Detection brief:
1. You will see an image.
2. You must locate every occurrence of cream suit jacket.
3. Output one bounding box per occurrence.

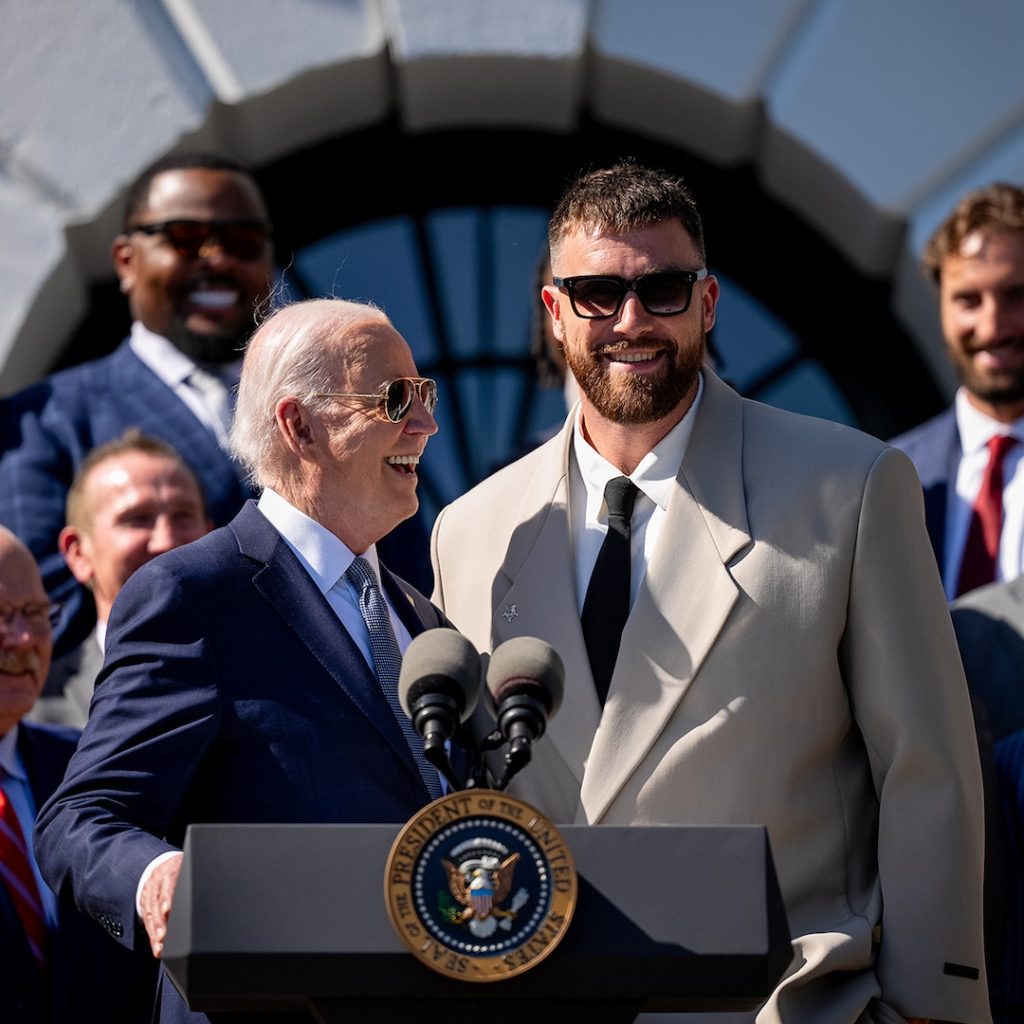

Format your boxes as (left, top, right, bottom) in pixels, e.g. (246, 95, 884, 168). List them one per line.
(431, 371, 990, 1024)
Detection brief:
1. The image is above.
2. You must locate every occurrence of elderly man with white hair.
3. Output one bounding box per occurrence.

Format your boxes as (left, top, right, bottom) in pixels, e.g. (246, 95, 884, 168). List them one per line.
(35, 299, 449, 1024)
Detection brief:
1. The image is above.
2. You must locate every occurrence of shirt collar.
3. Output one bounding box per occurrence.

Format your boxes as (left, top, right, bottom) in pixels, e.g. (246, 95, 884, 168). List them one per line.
(257, 487, 380, 592)
(955, 387, 1024, 455)
(573, 371, 704, 520)
(130, 321, 199, 387)
(0, 724, 25, 781)
(129, 321, 243, 387)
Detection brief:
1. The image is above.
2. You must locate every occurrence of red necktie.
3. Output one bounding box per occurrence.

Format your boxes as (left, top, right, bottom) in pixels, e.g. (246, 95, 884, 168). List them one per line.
(956, 434, 1018, 597)
(0, 778, 47, 968)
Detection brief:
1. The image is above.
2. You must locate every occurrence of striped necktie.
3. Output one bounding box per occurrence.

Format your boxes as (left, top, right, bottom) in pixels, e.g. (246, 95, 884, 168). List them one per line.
(0, 775, 47, 968)
(345, 557, 442, 800)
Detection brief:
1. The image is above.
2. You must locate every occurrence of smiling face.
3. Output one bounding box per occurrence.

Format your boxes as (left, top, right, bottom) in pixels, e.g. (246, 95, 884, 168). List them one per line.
(544, 219, 718, 435)
(60, 451, 210, 623)
(0, 531, 52, 734)
(939, 229, 1024, 423)
(113, 168, 273, 365)
(286, 321, 438, 553)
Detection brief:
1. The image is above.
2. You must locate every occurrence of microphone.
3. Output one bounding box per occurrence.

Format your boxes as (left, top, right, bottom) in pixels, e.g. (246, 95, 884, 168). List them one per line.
(485, 636, 564, 789)
(399, 629, 482, 791)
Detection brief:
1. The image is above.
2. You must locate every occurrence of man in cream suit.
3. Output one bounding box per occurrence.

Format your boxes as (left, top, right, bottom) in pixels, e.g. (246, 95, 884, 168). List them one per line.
(431, 163, 989, 1024)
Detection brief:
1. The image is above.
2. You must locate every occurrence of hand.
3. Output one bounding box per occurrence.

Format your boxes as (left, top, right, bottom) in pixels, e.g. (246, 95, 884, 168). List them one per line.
(139, 852, 184, 958)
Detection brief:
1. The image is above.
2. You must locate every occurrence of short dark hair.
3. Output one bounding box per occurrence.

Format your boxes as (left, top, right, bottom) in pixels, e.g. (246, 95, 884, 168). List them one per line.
(66, 429, 205, 528)
(122, 152, 261, 231)
(923, 182, 1024, 283)
(548, 160, 706, 265)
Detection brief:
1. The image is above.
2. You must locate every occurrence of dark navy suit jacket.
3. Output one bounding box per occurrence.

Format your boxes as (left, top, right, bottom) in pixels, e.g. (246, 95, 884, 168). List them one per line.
(35, 501, 451, 1023)
(4, 722, 157, 1023)
(0, 341, 252, 654)
(890, 406, 959, 583)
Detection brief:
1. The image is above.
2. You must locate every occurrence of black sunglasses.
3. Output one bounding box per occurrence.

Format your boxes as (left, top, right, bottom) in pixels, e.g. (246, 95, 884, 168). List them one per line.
(553, 269, 708, 319)
(315, 378, 439, 423)
(130, 218, 272, 261)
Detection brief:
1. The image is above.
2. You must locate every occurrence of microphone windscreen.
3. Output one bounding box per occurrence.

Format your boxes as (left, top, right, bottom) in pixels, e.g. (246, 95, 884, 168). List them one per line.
(485, 636, 565, 720)
(398, 629, 482, 722)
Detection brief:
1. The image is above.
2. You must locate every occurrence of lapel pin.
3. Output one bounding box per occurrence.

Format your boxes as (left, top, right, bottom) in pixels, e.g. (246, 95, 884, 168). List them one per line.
(502, 603, 519, 623)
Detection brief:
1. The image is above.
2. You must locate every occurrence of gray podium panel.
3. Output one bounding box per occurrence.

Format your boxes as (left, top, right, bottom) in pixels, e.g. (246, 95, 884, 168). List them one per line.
(163, 823, 791, 1022)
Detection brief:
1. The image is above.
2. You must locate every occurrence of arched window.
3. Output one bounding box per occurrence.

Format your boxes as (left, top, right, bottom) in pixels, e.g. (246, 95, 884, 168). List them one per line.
(60, 121, 941, 523)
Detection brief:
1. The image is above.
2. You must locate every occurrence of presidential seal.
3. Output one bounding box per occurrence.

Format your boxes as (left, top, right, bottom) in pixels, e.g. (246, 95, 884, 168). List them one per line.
(384, 789, 577, 981)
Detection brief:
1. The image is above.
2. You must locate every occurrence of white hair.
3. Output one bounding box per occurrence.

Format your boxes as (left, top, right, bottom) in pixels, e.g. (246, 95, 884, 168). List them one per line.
(230, 298, 390, 489)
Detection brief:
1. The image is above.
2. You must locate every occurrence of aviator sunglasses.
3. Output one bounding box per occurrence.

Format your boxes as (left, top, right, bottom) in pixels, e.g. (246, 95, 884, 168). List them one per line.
(129, 218, 272, 261)
(315, 377, 439, 423)
(553, 268, 708, 319)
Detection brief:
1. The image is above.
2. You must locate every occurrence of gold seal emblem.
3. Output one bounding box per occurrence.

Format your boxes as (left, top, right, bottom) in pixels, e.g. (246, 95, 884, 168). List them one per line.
(384, 789, 577, 981)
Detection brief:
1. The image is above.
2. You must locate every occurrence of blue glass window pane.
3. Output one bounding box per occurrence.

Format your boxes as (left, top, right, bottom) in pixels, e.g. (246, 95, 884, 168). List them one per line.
(490, 208, 550, 358)
(426, 210, 481, 360)
(417, 375, 466, 521)
(710, 270, 798, 391)
(455, 367, 529, 482)
(525, 386, 571, 446)
(757, 360, 858, 426)
(293, 218, 440, 366)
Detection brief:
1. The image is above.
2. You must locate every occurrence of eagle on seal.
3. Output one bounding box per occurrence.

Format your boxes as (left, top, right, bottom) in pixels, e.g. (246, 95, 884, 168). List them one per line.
(443, 852, 521, 936)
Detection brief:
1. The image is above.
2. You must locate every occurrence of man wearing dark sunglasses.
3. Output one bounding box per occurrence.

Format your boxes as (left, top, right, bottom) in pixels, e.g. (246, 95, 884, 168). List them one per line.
(432, 163, 988, 1023)
(37, 298, 451, 1024)
(0, 153, 275, 662)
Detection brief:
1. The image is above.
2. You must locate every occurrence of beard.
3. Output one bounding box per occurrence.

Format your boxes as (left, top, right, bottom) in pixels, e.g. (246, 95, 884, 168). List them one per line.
(565, 327, 706, 425)
(167, 320, 251, 366)
(954, 341, 1024, 409)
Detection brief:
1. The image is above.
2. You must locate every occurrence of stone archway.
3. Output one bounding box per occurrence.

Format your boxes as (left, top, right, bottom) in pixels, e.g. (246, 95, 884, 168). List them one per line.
(3, 0, 1023, 403)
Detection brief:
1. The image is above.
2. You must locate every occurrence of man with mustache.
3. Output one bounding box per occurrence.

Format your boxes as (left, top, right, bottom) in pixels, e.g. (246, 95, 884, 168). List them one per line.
(893, 184, 1024, 599)
(431, 163, 988, 1022)
(0, 153, 274, 657)
(0, 526, 153, 1022)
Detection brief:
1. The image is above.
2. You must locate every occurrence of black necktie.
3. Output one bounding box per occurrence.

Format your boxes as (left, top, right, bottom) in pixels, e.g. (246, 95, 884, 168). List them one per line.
(581, 476, 639, 706)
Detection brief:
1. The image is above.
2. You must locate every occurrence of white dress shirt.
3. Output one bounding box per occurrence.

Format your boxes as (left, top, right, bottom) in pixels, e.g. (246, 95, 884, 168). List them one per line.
(0, 725, 59, 927)
(129, 322, 241, 449)
(256, 487, 414, 663)
(945, 388, 1024, 598)
(570, 373, 704, 612)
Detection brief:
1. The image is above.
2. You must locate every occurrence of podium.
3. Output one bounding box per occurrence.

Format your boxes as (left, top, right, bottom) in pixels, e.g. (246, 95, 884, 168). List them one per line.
(163, 823, 791, 1023)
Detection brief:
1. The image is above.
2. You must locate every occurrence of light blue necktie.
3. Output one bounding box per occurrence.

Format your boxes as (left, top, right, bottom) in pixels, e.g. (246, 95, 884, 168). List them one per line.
(345, 557, 441, 800)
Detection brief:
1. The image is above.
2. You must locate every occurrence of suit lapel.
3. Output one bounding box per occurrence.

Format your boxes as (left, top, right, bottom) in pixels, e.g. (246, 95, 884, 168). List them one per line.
(115, 344, 253, 518)
(380, 566, 427, 640)
(490, 419, 603, 793)
(232, 504, 426, 792)
(911, 408, 959, 572)
(580, 371, 752, 822)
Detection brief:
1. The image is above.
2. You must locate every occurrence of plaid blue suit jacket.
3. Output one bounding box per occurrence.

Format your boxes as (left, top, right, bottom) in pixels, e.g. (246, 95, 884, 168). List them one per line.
(0, 340, 252, 654)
